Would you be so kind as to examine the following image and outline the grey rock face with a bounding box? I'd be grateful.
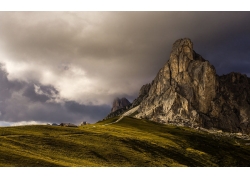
[131,83,152,108]
[210,73,250,133]
[134,38,250,134]
[111,97,131,113]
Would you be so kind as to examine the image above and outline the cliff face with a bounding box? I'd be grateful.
[134,38,250,134]
[211,73,250,133]
[131,83,151,108]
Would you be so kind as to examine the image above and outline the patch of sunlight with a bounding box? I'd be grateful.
[186,148,207,156]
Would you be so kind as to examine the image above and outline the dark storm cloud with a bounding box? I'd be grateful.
[10,100,110,124]
[22,84,50,102]
[0,64,12,100]
[64,101,110,120]
[1,12,249,77]
[3,97,109,124]
[0,12,250,124]
[0,64,110,124]
[22,83,59,103]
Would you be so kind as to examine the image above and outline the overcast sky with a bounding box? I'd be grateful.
[0,11,249,126]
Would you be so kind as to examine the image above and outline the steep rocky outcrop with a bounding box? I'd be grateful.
[131,83,152,108]
[132,38,250,134]
[104,97,131,119]
[211,73,250,133]
[111,97,131,112]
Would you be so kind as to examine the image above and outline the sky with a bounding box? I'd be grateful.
[0,11,250,126]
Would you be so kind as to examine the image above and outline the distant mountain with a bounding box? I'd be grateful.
[111,97,131,113]
[104,97,131,120]
[106,38,250,134]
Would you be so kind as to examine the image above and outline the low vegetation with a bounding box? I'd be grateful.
[0,116,250,167]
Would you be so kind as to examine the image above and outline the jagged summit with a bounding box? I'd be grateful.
[105,38,250,134]
[170,38,194,60]
[135,38,217,126]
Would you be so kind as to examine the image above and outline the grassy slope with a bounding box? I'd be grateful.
[0,116,250,167]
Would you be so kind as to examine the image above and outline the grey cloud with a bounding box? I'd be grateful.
[0,64,12,118]
[0,64,110,124]
[0,64,12,100]
[8,80,26,91]
[1,12,248,69]
[22,83,55,103]
[64,101,111,120]
[3,93,109,124]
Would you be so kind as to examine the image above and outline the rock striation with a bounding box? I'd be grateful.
[131,38,250,134]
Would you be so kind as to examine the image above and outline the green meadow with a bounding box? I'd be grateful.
[0,116,250,167]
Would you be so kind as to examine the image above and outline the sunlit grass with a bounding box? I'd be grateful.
[0,116,250,167]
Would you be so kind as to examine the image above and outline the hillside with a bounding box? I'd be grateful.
[1,117,250,167]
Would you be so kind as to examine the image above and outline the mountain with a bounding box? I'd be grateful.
[111,97,131,112]
[103,97,131,119]
[111,38,250,134]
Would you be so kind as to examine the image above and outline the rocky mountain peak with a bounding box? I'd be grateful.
[103,38,250,134]
[170,38,194,61]
[130,38,250,134]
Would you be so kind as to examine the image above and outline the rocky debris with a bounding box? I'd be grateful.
[131,38,250,134]
[80,121,89,126]
[198,127,249,137]
[111,97,131,112]
[60,123,78,127]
